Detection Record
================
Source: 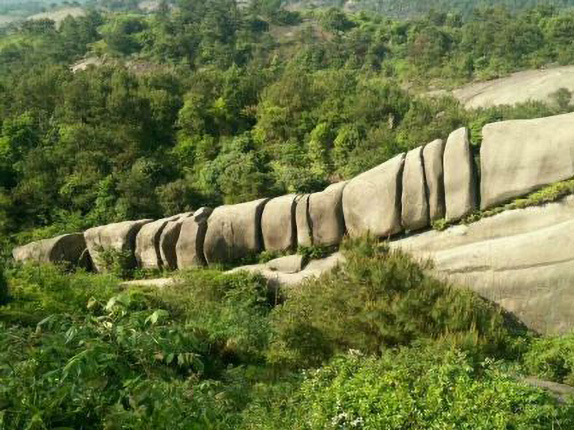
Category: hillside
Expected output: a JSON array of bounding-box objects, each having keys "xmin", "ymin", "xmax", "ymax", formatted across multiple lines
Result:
[{"xmin": 286, "ymin": 0, "xmax": 574, "ymax": 17}]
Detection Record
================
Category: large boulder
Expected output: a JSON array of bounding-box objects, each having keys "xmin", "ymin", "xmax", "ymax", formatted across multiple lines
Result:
[
  {"xmin": 391, "ymin": 195, "xmax": 574, "ymax": 334},
  {"xmin": 309, "ymin": 182, "xmax": 347, "ymax": 246},
  {"xmin": 176, "ymin": 208, "xmax": 213, "ymax": 269},
  {"xmin": 443, "ymin": 127, "xmax": 478, "ymax": 221},
  {"xmin": 343, "ymin": 154, "xmax": 405, "ymax": 239},
  {"xmin": 203, "ymin": 199, "xmax": 268, "ymax": 264},
  {"xmin": 402, "ymin": 146, "xmax": 429, "ymax": 231},
  {"xmin": 481, "ymin": 112, "xmax": 574, "ymax": 209},
  {"xmin": 423, "ymin": 138, "xmax": 446, "ymax": 221},
  {"xmin": 13, "ymin": 234, "xmax": 87, "ymax": 267},
  {"xmin": 158, "ymin": 212, "xmax": 194, "ymax": 270},
  {"xmin": 295, "ymin": 194, "xmax": 312, "ymax": 247},
  {"xmin": 135, "ymin": 214, "xmax": 183, "ymax": 270},
  {"xmin": 85, "ymin": 220, "xmax": 152, "ymax": 272},
  {"xmin": 261, "ymin": 195, "xmax": 298, "ymax": 252}
]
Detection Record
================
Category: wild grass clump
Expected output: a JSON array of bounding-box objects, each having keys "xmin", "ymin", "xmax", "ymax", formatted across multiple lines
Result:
[{"xmin": 267, "ymin": 236, "xmax": 528, "ymax": 368}]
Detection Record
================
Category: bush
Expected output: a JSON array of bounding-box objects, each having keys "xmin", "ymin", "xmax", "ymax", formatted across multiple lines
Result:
[
  {"xmin": 283, "ymin": 346, "xmax": 574, "ymax": 430},
  {"xmin": 524, "ymin": 334, "xmax": 574, "ymax": 385},
  {"xmin": 268, "ymin": 237, "xmax": 527, "ymax": 368}
]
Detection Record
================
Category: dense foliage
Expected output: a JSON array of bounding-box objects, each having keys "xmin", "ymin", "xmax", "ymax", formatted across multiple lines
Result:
[
  {"xmin": 1, "ymin": 1, "xmax": 574, "ymax": 247},
  {"xmin": 1, "ymin": 240, "xmax": 573, "ymax": 429}
]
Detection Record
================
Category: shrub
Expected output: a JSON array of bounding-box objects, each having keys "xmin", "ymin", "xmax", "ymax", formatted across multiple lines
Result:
[
  {"xmin": 524, "ymin": 334, "xmax": 574, "ymax": 385},
  {"xmin": 96, "ymin": 246, "xmax": 135, "ymax": 279},
  {"xmin": 284, "ymin": 346, "xmax": 574, "ymax": 430},
  {"xmin": 268, "ymin": 237, "xmax": 527, "ymax": 368}
]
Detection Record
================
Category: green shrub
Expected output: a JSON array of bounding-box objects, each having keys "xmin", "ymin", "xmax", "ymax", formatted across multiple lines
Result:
[
  {"xmin": 96, "ymin": 246, "xmax": 136, "ymax": 279},
  {"xmin": 0, "ymin": 265, "xmax": 8, "ymax": 305},
  {"xmin": 283, "ymin": 346, "xmax": 574, "ymax": 430},
  {"xmin": 524, "ymin": 334, "xmax": 574, "ymax": 385},
  {"xmin": 268, "ymin": 237, "xmax": 527, "ymax": 368}
]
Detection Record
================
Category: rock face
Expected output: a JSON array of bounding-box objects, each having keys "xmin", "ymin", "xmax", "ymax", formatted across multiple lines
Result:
[
  {"xmin": 135, "ymin": 215, "xmax": 182, "ymax": 270},
  {"xmin": 481, "ymin": 113, "xmax": 574, "ymax": 209},
  {"xmin": 391, "ymin": 195, "xmax": 574, "ymax": 335},
  {"xmin": 13, "ymin": 234, "xmax": 87, "ymax": 267},
  {"xmin": 159, "ymin": 213, "xmax": 194, "ymax": 270},
  {"xmin": 295, "ymin": 194, "xmax": 312, "ymax": 247},
  {"xmin": 423, "ymin": 139, "xmax": 446, "ymax": 221},
  {"xmin": 443, "ymin": 127, "xmax": 477, "ymax": 221},
  {"xmin": 343, "ymin": 154, "xmax": 405, "ymax": 238},
  {"xmin": 309, "ymin": 182, "xmax": 347, "ymax": 246},
  {"xmin": 203, "ymin": 200, "xmax": 268, "ymax": 264},
  {"xmin": 402, "ymin": 147, "xmax": 429, "ymax": 231},
  {"xmin": 85, "ymin": 220, "xmax": 152, "ymax": 272},
  {"xmin": 261, "ymin": 195, "xmax": 298, "ymax": 252},
  {"xmin": 176, "ymin": 208, "xmax": 213, "ymax": 269}
]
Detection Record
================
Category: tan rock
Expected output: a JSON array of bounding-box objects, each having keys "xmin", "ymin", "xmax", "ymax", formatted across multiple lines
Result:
[{"xmin": 402, "ymin": 146, "xmax": 429, "ymax": 231}]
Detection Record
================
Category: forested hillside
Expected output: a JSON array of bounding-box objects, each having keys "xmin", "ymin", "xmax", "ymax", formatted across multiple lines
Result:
[{"xmin": 2, "ymin": 1, "xmax": 574, "ymax": 248}]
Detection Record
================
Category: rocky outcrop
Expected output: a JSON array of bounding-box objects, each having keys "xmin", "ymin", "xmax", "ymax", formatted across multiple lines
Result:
[
  {"xmin": 444, "ymin": 127, "xmax": 478, "ymax": 221},
  {"xmin": 159, "ymin": 213, "xmax": 194, "ymax": 270},
  {"xmin": 135, "ymin": 215, "xmax": 183, "ymax": 270},
  {"xmin": 261, "ymin": 195, "xmax": 298, "ymax": 252},
  {"xmin": 343, "ymin": 154, "xmax": 405, "ymax": 238},
  {"xmin": 176, "ymin": 208, "xmax": 212, "ymax": 269},
  {"xmin": 204, "ymin": 200, "xmax": 268, "ymax": 264},
  {"xmin": 402, "ymin": 147, "xmax": 429, "ymax": 231},
  {"xmin": 295, "ymin": 194, "xmax": 312, "ymax": 247},
  {"xmin": 423, "ymin": 139, "xmax": 446, "ymax": 221},
  {"xmin": 85, "ymin": 220, "xmax": 152, "ymax": 272},
  {"xmin": 309, "ymin": 182, "xmax": 347, "ymax": 246},
  {"xmin": 391, "ymin": 195, "xmax": 574, "ymax": 335},
  {"xmin": 481, "ymin": 113, "xmax": 574, "ymax": 209},
  {"xmin": 13, "ymin": 234, "xmax": 88, "ymax": 267}
]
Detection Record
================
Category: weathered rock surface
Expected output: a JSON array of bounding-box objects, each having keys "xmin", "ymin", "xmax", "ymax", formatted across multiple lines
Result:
[
  {"xmin": 481, "ymin": 113, "xmax": 574, "ymax": 209},
  {"xmin": 266, "ymin": 254, "xmax": 304, "ymax": 274},
  {"xmin": 402, "ymin": 146, "xmax": 429, "ymax": 231},
  {"xmin": 343, "ymin": 154, "xmax": 405, "ymax": 238},
  {"xmin": 204, "ymin": 200, "xmax": 268, "ymax": 264},
  {"xmin": 295, "ymin": 194, "xmax": 312, "ymax": 247},
  {"xmin": 176, "ymin": 208, "xmax": 213, "ymax": 269},
  {"xmin": 309, "ymin": 182, "xmax": 347, "ymax": 246},
  {"xmin": 159, "ymin": 213, "xmax": 194, "ymax": 270},
  {"xmin": 85, "ymin": 220, "xmax": 152, "ymax": 272},
  {"xmin": 444, "ymin": 127, "xmax": 477, "ymax": 221},
  {"xmin": 13, "ymin": 234, "xmax": 87, "ymax": 267},
  {"xmin": 261, "ymin": 195, "xmax": 298, "ymax": 252},
  {"xmin": 135, "ymin": 215, "xmax": 182, "ymax": 270},
  {"xmin": 391, "ymin": 196, "xmax": 574, "ymax": 334},
  {"xmin": 423, "ymin": 139, "xmax": 446, "ymax": 221},
  {"xmin": 228, "ymin": 252, "xmax": 346, "ymax": 288}
]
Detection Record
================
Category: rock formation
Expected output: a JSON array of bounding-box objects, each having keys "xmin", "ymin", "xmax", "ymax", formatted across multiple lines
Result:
[
  {"xmin": 261, "ymin": 194, "xmax": 298, "ymax": 252},
  {"xmin": 295, "ymin": 194, "xmax": 312, "ymax": 247},
  {"xmin": 423, "ymin": 138, "xmax": 446, "ymax": 221},
  {"xmin": 176, "ymin": 208, "xmax": 213, "ymax": 269},
  {"xmin": 135, "ymin": 214, "xmax": 184, "ymax": 270},
  {"xmin": 308, "ymin": 182, "xmax": 347, "ymax": 246},
  {"xmin": 13, "ymin": 233, "xmax": 87, "ymax": 267},
  {"xmin": 402, "ymin": 146, "xmax": 429, "ymax": 231}
]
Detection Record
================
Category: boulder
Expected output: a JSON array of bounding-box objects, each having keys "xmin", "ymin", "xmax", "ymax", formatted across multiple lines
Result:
[
  {"xmin": 343, "ymin": 154, "xmax": 405, "ymax": 239},
  {"xmin": 85, "ymin": 219, "xmax": 152, "ymax": 272},
  {"xmin": 135, "ymin": 214, "xmax": 182, "ymax": 270},
  {"xmin": 261, "ymin": 195, "xmax": 298, "ymax": 252},
  {"xmin": 402, "ymin": 146, "xmax": 429, "ymax": 231},
  {"xmin": 295, "ymin": 194, "xmax": 312, "ymax": 247},
  {"xmin": 266, "ymin": 254, "xmax": 304, "ymax": 274},
  {"xmin": 203, "ymin": 199, "xmax": 268, "ymax": 265},
  {"xmin": 309, "ymin": 182, "xmax": 347, "ymax": 246},
  {"xmin": 159, "ymin": 213, "xmax": 194, "ymax": 270},
  {"xmin": 423, "ymin": 139, "xmax": 446, "ymax": 221},
  {"xmin": 13, "ymin": 233, "xmax": 87, "ymax": 267},
  {"xmin": 176, "ymin": 208, "xmax": 213, "ymax": 269},
  {"xmin": 481, "ymin": 113, "xmax": 574, "ymax": 209},
  {"xmin": 443, "ymin": 127, "xmax": 477, "ymax": 221}
]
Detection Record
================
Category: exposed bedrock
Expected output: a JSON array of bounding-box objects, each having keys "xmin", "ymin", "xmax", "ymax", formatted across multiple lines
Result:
[
  {"xmin": 158, "ymin": 212, "xmax": 194, "ymax": 270},
  {"xmin": 423, "ymin": 138, "xmax": 446, "ymax": 221},
  {"xmin": 175, "ymin": 207, "xmax": 213, "ymax": 269},
  {"xmin": 135, "ymin": 214, "xmax": 187, "ymax": 270},
  {"xmin": 343, "ymin": 154, "xmax": 405, "ymax": 238},
  {"xmin": 295, "ymin": 194, "xmax": 312, "ymax": 247},
  {"xmin": 391, "ymin": 195, "xmax": 574, "ymax": 334},
  {"xmin": 481, "ymin": 112, "xmax": 574, "ymax": 209},
  {"xmin": 309, "ymin": 182, "xmax": 347, "ymax": 246},
  {"xmin": 203, "ymin": 199, "xmax": 268, "ymax": 265},
  {"xmin": 402, "ymin": 146, "xmax": 429, "ymax": 231},
  {"xmin": 85, "ymin": 219, "xmax": 152, "ymax": 272},
  {"xmin": 13, "ymin": 233, "xmax": 88, "ymax": 267},
  {"xmin": 261, "ymin": 194, "xmax": 298, "ymax": 252},
  {"xmin": 444, "ymin": 127, "xmax": 478, "ymax": 222}
]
